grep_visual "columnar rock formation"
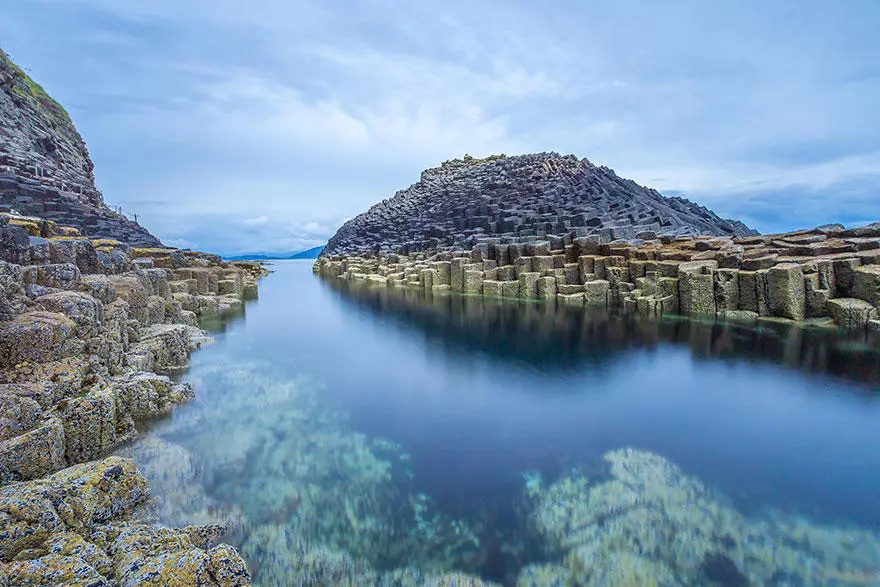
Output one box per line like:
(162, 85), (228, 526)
(0, 211), (263, 584)
(0, 49), (161, 246)
(316, 223), (880, 331)
(323, 153), (756, 258)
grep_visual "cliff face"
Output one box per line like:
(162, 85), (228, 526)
(323, 153), (756, 257)
(0, 49), (161, 246)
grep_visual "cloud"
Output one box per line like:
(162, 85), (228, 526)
(243, 216), (270, 228)
(2, 0), (878, 253)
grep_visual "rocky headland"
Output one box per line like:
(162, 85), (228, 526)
(0, 211), (264, 585)
(0, 50), (160, 247)
(0, 50), (271, 585)
(316, 154), (880, 332)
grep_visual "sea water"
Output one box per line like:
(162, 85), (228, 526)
(118, 260), (880, 586)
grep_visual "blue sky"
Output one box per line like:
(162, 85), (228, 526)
(2, 0), (878, 255)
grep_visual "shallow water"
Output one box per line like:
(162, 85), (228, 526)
(119, 260), (880, 586)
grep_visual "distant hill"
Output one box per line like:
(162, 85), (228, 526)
(288, 246), (324, 259)
(322, 153), (757, 257)
(225, 245), (324, 261)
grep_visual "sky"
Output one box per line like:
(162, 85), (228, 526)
(1, 0), (879, 255)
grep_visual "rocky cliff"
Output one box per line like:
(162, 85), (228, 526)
(323, 153), (756, 257)
(0, 49), (160, 247)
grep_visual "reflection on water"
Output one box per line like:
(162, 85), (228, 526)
(118, 261), (880, 586)
(326, 278), (880, 386)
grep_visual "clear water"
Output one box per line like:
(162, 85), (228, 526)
(119, 260), (880, 586)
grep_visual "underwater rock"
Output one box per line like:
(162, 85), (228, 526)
(526, 448), (880, 586)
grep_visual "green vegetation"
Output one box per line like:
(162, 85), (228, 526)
(0, 47), (71, 123)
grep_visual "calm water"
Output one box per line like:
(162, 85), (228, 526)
(120, 260), (880, 586)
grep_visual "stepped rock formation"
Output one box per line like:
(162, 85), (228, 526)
(0, 49), (160, 246)
(323, 153), (756, 257)
(0, 210), (265, 585)
(316, 223), (880, 332)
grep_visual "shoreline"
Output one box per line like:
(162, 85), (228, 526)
(0, 211), (266, 584)
(314, 224), (880, 332)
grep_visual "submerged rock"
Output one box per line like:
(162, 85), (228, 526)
(522, 448), (880, 586)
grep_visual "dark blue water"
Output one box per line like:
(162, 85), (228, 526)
(122, 260), (880, 586)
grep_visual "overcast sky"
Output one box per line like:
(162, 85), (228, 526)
(2, 0), (878, 254)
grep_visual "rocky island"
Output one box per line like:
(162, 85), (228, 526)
(316, 154), (880, 332)
(0, 51), (264, 584)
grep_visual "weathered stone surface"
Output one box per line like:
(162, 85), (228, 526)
(0, 417), (65, 483)
(0, 259), (25, 321)
(827, 298), (879, 329)
(21, 263), (80, 290)
(0, 311), (78, 369)
(0, 457), (148, 561)
(767, 263), (806, 321)
(852, 264), (880, 306)
(583, 280), (610, 307)
(679, 269), (715, 316)
(36, 291), (103, 338)
(126, 324), (207, 372)
(518, 272), (540, 299)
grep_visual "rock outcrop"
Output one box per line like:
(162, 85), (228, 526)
(323, 153), (757, 257)
(0, 49), (161, 246)
(0, 211), (265, 585)
(316, 222), (880, 331)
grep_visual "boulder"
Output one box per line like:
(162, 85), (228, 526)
(126, 324), (206, 372)
(79, 275), (119, 305)
(0, 393), (43, 442)
(60, 388), (130, 464)
(109, 372), (194, 420)
(110, 524), (250, 587)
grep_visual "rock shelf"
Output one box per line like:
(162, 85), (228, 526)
(315, 222), (880, 331)
(0, 211), (264, 585)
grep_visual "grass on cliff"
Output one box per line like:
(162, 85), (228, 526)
(0, 48), (71, 123)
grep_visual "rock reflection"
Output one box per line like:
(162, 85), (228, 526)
(324, 278), (880, 387)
